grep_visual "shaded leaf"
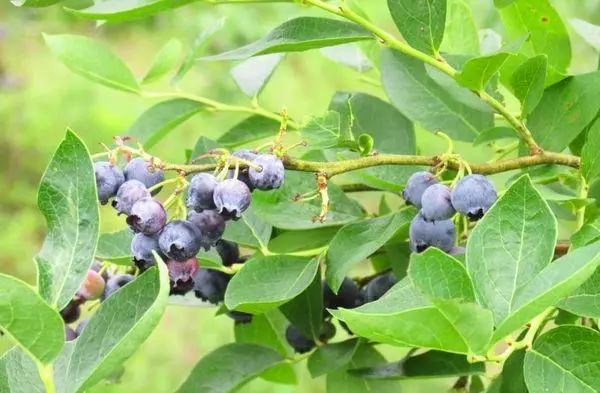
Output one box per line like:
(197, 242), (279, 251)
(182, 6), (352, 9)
(44, 34), (140, 94)
(571, 216), (600, 249)
(581, 118), (600, 184)
(95, 229), (134, 265)
(202, 17), (374, 61)
(307, 338), (359, 378)
(268, 227), (338, 255)
(441, 0), (480, 55)
(0, 274), (64, 364)
(511, 54), (547, 116)
(280, 265), (323, 340)
(217, 115), (280, 148)
(141, 39), (182, 85)
(387, 0), (446, 55)
(222, 206), (272, 249)
(35, 130), (99, 309)
(230, 54), (284, 97)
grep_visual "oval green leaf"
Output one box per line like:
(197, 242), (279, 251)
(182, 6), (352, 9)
(217, 115), (280, 148)
(65, 0), (202, 22)
(387, 0), (446, 55)
(141, 39), (183, 85)
(95, 229), (134, 265)
(230, 54), (284, 97)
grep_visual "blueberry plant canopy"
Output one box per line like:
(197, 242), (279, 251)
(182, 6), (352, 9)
(5, 0), (600, 392)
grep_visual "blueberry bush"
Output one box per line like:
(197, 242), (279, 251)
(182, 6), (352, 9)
(3, 0), (600, 392)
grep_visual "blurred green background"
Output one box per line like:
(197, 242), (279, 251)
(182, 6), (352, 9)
(1, 1), (600, 392)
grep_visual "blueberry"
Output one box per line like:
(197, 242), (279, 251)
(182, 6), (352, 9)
(285, 324), (315, 354)
(323, 278), (362, 311)
(362, 273), (397, 303)
(60, 301), (81, 324)
(187, 173), (219, 211)
(65, 325), (78, 342)
(187, 210), (226, 250)
(402, 171), (438, 209)
(126, 197), (167, 235)
(168, 258), (198, 296)
(451, 174), (497, 221)
(131, 232), (161, 272)
(226, 311), (253, 324)
(101, 274), (135, 301)
(112, 180), (150, 216)
(213, 179), (251, 220)
(228, 150), (258, 191)
(158, 220), (203, 262)
(124, 158), (164, 195)
(420, 184), (456, 221)
(75, 319), (89, 336)
(319, 320), (336, 342)
(215, 239), (240, 267)
(409, 211), (456, 253)
(77, 270), (106, 301)
(249, 154), (284, 190)
(94, 161), (124, 205)
(192, 268), (230, 304)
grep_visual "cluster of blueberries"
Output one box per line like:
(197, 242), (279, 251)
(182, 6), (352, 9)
(403, 172), (497, 254)
(59, 151), (286, 340)
(286, 273), (397, 353)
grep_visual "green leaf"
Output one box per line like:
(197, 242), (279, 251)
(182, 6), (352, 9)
(56, 258), (169, 392)
(280, 265), (323, 340)
(571, 216), (600, 249)
(141, 39), (182, 85)
(466, 175), (556, 326)
(350, 350), (485, 380)
(490, 349), (528, 393)
(217, 115), (280, 148)
(43, 34), (140, 94)
(300, 111), (341, 150)
(95, 229), (134, 265)
(0, 348), (44, 393)
(387, 0), (446, 55)
(497, 0), (571, 74)
(319, 43), (373, 72)
(472, 126), (517, 146)
(268, 227), (338, 255)
(511, 55), (547, 116)
(381, 49), (492, 142)
(307, 338), (359, 378)
(190, 136), (222, 164)
(251, 171), (364, 230)
(492, 242), (600, 342)
(328, 92), (418, 192)
(0, 274), (64, 364)
(222, 206), (272, 249)
(326, 209), (415, 292)
(558, 266), (600, 318)
(230, 54), (284, 97)
(225, 255), (320, 313)
(524, 326), (600, 393)
(440, 0), (480, 55)
(571, 18), (600, 51)
(11, 0), (60, 6)
(326, 343), (400, 392)
(65, 0), (202, 22)
(582, 118), (600, 184)
(35, 130), (99, 309)
(128, 99), (206, 149)
(333, 278), (493, 355)
(172, 17), (226, 86)
(202, 17), (374, 61)
(176, 343), (284, 393)
(455, 36), (526, 90)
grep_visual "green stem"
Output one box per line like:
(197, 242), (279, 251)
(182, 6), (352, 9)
(37, 363), (55, 393)
(302, 0), (542, 154)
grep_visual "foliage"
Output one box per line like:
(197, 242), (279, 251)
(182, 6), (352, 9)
(4, 0), (600, 392)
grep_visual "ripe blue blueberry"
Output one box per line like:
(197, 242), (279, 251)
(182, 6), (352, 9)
(158, 220), (203, 262)
(363, 273), (397, 303)
(65, 325), (78, 342)
(323, 278), (362, 311)
(94, 161), (124, 205)
(409, 211), (456, 253)
(215, 239), (240, 267)
(226, 311), (253, 324)
(124, 157), (164, 195)
(213, 179), (251, 220)
(451, 174), (497, 221)
(126, 197), (167, 235)
(228, 150), (258, 191)
(249, 154), (284, 190)
(187, 173), (219, 211)
(101, 274), (135, 301)
(420, 184), (456, 221)
(168, 258), (198, 296)
(402, 171), (437, 209)
(112, 180), (150, 215)
(131, 232), (161, 272)
(192, 268), (229, 304)
(285, 324), (316, 354)
(60, 301), (81, 323)
(187, 210), (226, 250)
